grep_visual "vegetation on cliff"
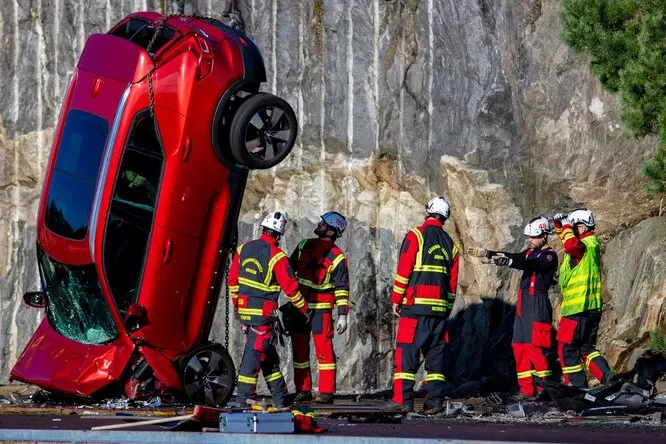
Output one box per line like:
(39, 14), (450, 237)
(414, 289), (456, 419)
(561, 0), (666, 193)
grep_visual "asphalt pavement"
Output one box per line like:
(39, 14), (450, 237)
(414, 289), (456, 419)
(2, 413), (666, 443)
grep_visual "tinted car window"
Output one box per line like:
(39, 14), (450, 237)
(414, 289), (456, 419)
(38, 246), (118, 345)
(110, 19), (177, 55)
(104, 113), (164, 314)
(45, 110), (108, 240)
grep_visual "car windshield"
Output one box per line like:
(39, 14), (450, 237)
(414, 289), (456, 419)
(45, 110), (108, 240)
(38, 246), (118, 345)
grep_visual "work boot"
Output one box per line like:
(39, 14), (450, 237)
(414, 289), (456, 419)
(533, 390), (550, 402)
(316, 393), (334, 404)
(513, 393), (537, 402)
(271, 394), (293, 411)
(384, 400), (413, 412)
(602, 371), (620, 385)
(423, 401), (444, 415)
(293, 391), (313, 403)
(271, 401), (293, 412)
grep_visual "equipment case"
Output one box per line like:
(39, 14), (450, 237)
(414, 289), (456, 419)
(219, 411), (294, 433)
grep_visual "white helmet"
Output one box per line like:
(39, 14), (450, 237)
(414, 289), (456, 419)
(261, 211), (288, 235)
(568, 208), (595, 228)
(321, 211), (347, 236)
(524, 216), (552, 237)
(425, 196), (451, 220)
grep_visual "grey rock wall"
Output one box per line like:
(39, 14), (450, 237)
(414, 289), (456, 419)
(1, 0), (664, 395)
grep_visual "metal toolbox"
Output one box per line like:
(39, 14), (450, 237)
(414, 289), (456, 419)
(219, 411), (294, 433)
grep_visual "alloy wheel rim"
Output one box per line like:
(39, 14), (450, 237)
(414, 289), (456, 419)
(183, 349), (231, 405)
(244, 107), (293, 162)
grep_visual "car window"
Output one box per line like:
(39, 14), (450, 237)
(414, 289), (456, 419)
(38, 247), (118, 345)
(45, 110), (109, 240)
(110, 19), (177, 55)
(103, 112), (164, 314)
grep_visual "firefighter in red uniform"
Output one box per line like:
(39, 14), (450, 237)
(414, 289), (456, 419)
(289, 211), (350, 404)
(387, 196), (459, 414)
(486, 216), (558, 399)
(227, 211), (312, 408)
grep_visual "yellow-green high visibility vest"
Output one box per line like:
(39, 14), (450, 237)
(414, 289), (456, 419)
(558, 235), (602, 317)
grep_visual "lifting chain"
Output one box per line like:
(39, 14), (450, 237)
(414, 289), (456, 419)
(224, 230), (238, 350)
(143, 11), (243, 118)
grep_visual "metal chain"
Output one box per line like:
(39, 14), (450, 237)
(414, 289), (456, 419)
(224, 231), (238, 349)
(144, 16), (165, 118)
(147, 73), (156, 118)
(143, 13), (233, 117)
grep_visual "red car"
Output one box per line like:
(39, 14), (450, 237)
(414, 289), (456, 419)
(10, 12), (297, 406)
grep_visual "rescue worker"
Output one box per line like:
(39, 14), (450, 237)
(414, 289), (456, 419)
(388, 196), (459, 414)
(553, 208), (615, 387)
(289, 211), (350, 404)
(486, 216), (558, 399)
(227, 211), (312, 408)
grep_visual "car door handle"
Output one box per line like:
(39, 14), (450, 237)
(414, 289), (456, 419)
(163, 239), (173, 264)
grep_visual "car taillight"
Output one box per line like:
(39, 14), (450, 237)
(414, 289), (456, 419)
(194, 34), (213, 80)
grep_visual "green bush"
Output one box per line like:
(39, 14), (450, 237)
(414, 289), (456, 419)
(648, 328), (666, 356)
(560, 0), (666, 193)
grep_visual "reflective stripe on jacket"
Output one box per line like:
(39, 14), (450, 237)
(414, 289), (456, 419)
(391, 218), (459, 317)
(228, 234), (307, 325)
(557, 233), (602, 316)
(290, 238), (350, 315)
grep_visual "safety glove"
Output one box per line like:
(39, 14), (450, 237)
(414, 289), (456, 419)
(553, 212), (570, 228)
(304, 308), (314, 324)
(336, 314), (348, 334)
(493, 256), (512, 267)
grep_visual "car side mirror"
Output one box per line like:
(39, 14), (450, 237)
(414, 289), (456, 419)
(124, 303), (145, 331)
(23, 290), (46, 308)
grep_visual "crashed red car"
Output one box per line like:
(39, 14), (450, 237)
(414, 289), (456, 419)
(10, 12), (297, 406)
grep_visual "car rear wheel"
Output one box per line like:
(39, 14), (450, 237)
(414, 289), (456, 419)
(229, 92), (297, 169)
(181, 343), (236, 406)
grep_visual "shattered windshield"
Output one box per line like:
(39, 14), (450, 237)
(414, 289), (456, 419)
(38, 246), (118, 345)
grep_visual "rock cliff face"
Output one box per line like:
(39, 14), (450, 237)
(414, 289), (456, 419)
(0, 0), (663, 394)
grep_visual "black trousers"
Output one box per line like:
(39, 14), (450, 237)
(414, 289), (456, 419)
(392, 316), (447, 407)
(236, 324), (288, 406)
(557, 310), (610, 388)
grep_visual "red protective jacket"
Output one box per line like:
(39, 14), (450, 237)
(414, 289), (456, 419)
(553, 220), (595, 265)
(228, 234), (308, 324)
(289, 238), (350, 315)
(391, 218), (459, 316)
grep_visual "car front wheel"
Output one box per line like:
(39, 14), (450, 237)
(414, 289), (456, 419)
(229, 93), (297, 169)
(180, 343), (236, 406)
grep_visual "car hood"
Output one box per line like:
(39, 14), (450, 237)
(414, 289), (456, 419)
(10, 318), (135, 397)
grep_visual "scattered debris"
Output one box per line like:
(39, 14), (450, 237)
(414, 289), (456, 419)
(581, 406), (629, 417)
(538, 379), (656, 414)
(506, 403), (526, 418)
(445, 401), (464, 416)
(483, 392), (503, 405)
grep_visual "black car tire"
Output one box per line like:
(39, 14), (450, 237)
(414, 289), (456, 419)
(229, 92), (298, 169)
(180, 343), (236, 406)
